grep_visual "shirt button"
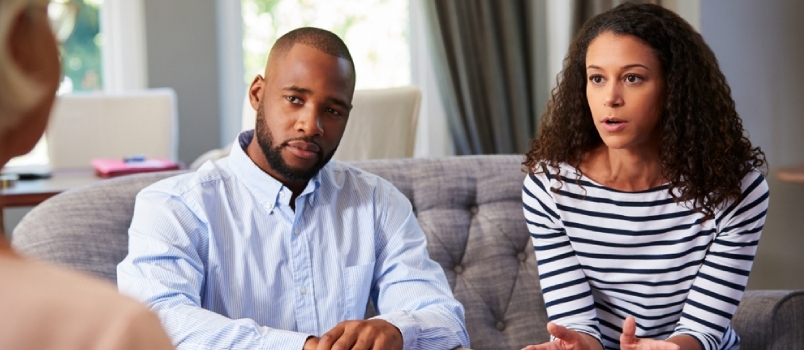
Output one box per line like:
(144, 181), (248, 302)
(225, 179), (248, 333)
(280, 192), (286, 198)
(300, 286), (307, 294)
(266, 203), (273, 209)
(294, 229), (300, 235)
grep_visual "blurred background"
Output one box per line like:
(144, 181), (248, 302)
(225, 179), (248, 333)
(3, 0), (803, 290)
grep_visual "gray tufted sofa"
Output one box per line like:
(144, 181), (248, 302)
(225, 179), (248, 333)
(12, 155), (804, 349)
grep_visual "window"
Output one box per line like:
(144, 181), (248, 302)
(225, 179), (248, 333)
(6, 0), (103, 168)
(60, 0), (103, 94)
(241, 0), (410, 90)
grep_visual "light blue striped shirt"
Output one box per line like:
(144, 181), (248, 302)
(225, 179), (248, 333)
(117, 130), (469, 350)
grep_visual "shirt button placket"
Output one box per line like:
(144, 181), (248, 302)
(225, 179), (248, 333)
(290, 219), (316, 334)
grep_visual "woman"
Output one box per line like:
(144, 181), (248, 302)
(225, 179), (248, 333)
(0, 0), (173, 348)
(522, 3), (768, 350)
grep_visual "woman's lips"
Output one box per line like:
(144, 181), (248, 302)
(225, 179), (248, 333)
(601, 118), (627, 132)
(286, 141), (320, 160)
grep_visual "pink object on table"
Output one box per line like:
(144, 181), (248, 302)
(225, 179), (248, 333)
(91, 158), (180, 178)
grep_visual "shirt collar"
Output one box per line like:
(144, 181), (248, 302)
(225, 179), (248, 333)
(229, 130), (322, 210)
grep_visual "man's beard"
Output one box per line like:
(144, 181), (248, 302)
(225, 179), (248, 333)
(255, 106), (336, 182)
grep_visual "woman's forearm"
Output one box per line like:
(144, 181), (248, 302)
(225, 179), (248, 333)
(666, 334), (702, 350)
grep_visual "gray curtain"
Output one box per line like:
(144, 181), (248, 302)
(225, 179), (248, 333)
(425, 0), (658, 155)
(573, 0), (659, 33)
(425, 0), (547, 155)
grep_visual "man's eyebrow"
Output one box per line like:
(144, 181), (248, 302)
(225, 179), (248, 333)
(586, 64), (651, 70)
(283, 85), (351, 110)
(328, 97), (352, 111)
(282, 86), (312, 94)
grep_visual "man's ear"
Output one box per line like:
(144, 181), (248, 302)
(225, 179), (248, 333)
(248, 75), (264, 111)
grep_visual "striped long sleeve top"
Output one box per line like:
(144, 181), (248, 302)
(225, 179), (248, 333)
(522, 163), (769, 350)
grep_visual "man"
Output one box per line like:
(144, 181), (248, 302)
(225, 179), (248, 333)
(0, 0), (173, 349)
(117, 27), (470, 350)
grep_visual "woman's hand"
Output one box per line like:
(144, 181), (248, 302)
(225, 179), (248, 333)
(620, 316), (680, 350)
(521, 322), (601, 350)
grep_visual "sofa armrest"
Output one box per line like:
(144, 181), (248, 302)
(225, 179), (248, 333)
(732, 290), (804, 349)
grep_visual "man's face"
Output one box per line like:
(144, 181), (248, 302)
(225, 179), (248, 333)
(250, 44), (354, 183)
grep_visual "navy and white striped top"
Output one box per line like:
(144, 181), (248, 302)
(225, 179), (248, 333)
(522, 163), (768, 350)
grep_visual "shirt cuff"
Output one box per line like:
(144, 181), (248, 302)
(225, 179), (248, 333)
(371, 311), (420, 350)
(261, 328), (312, 350)
(668, 331), (709, 350)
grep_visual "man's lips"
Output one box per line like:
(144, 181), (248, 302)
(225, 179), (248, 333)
(286, 140), (320, 152)
(285, 140), (321, 160)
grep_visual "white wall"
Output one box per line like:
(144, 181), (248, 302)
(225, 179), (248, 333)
(143, 0), (222, 164)
(701, 0), (804, 290)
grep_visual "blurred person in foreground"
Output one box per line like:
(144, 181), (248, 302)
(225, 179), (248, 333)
(0, 0), (173, 348)
(117, 27), (470, 350)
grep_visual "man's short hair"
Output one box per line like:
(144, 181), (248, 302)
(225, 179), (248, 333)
(268, 27), (355, 81)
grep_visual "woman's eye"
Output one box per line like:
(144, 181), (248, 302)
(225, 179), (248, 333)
(589, 75), (604, 84)
(286, 96), (302, 104)
(625, 74), (642, 83)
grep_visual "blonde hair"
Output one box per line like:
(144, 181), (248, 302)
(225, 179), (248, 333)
(0, 0), (50, 135)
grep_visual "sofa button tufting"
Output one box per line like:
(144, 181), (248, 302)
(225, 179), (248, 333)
(496, 321), (505, 331)
(454, 265), (464, 274)
(469, 206), (478, 214)
(517, 252), (526, 262)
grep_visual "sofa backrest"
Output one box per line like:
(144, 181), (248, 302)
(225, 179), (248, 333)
(13, 155), (550, 349)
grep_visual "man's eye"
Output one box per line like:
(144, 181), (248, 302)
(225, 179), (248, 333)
(327, 108), (342, 116)
(286, 96), (301, 104)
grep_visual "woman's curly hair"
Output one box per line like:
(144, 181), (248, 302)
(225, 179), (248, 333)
(523, 3), (766, 219)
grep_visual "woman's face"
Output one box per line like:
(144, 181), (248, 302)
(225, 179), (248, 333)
(585, 31), (664, 151)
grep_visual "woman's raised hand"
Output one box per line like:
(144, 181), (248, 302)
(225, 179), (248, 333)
(620, 316), (680, 350)
(521, 322), (601, 350)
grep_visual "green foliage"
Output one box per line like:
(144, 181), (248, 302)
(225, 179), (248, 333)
(61, 0), (102, 91)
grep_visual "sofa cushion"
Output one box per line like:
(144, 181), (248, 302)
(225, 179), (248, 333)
(732, 290), (804, 349)
(12, 170), (185, 281)
(13, 156), (551, 349)
(352, 155), (549, 349)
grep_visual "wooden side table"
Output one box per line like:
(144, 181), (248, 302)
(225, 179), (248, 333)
(775, 165), (804, 184)
(0, 169), (101, 230)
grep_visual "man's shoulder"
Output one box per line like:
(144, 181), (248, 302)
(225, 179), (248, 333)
(322, 161), (410, 212)
(324, 160), (396, 193)
(140, 158), (233, 199)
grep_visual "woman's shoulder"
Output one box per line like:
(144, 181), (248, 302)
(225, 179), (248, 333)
(730, 168), (769, 210)
(0, 257), (173, 349)
(740, 168), (768, 192)
(524, 162), (570, 187)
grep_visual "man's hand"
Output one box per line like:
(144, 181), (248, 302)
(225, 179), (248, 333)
(620, 316), (680, 350)
(521, 322), (602, 350)
(315, 319), (403, 350)
(304, 336), (320, 350)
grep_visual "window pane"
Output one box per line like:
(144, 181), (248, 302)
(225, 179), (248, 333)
(5, 0), (104, 168)
(241, 0), (410, 90)
(60, 0), (103, 93)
